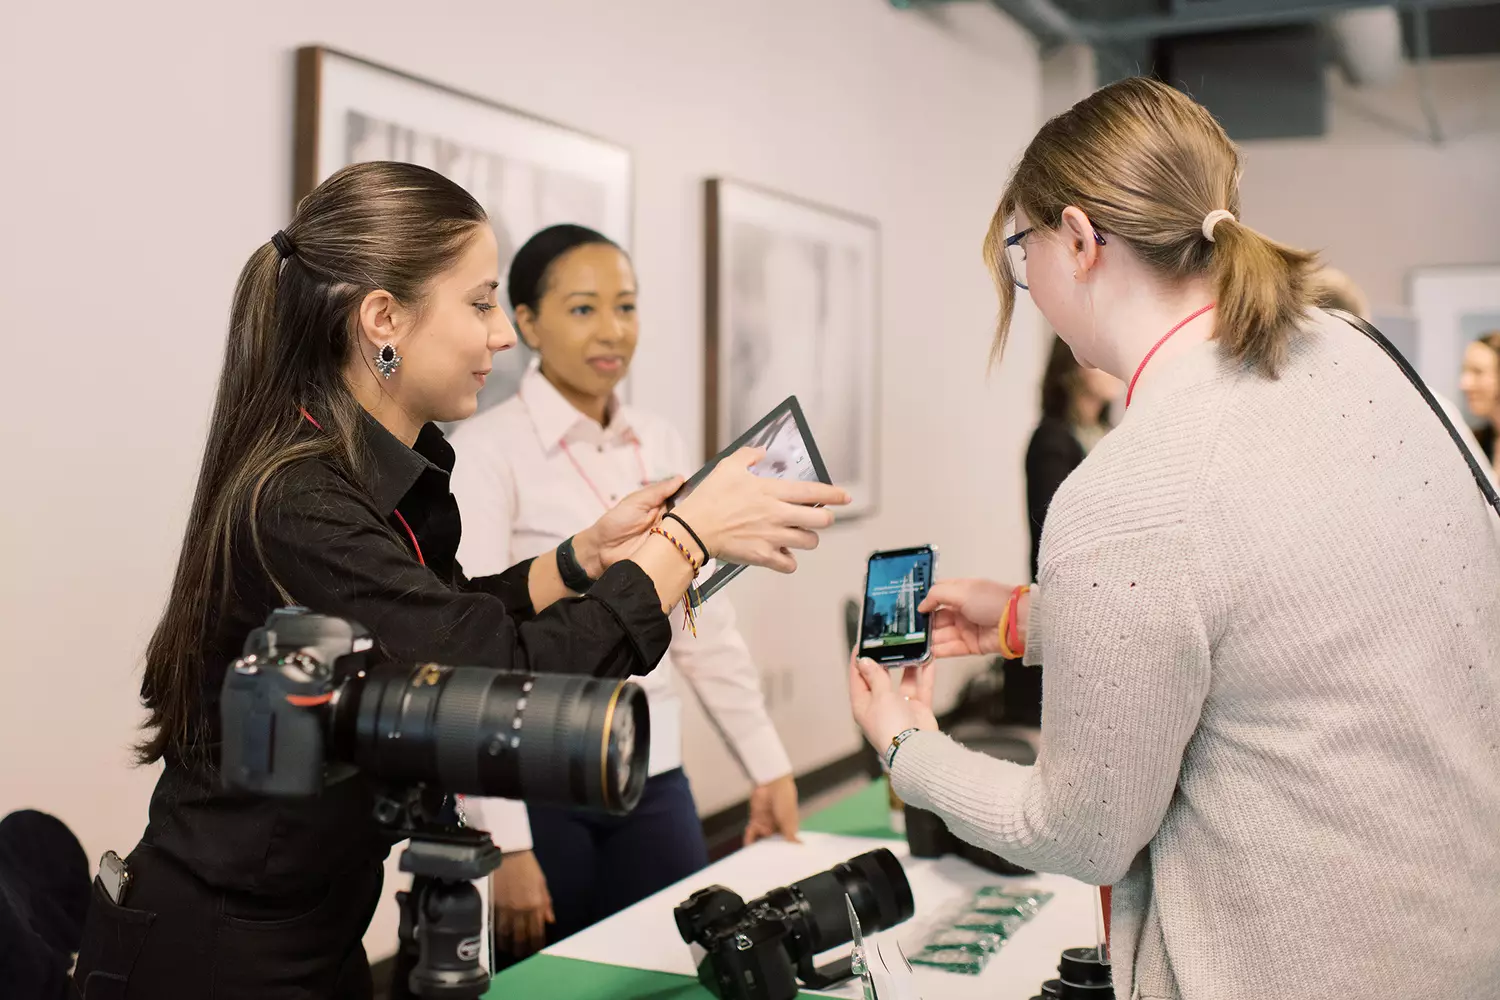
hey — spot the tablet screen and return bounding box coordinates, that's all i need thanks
[670,396,831,600]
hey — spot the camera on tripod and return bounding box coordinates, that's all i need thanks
[219,607,652,999]
[674,847,915,1000]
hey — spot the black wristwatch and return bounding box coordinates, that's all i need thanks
[556,536,597,593]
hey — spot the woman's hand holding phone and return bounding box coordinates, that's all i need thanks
[673,447,850,573]
[918,579,1030,658]
[848,651,939,752]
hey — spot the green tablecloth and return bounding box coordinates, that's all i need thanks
[484,778,894,998]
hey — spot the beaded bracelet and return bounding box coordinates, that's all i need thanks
[650,525,703,636]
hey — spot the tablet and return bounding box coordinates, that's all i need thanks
[670,396,832,601]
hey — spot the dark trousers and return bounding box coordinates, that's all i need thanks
[495,768,708,968]
[71,843,383,1000]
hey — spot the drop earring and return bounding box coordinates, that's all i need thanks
[374,343,402,379]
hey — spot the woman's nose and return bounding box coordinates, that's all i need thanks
[596,313,621,344]
[490,313,518,353]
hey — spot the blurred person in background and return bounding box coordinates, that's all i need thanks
[1312,266,1495,484]
[1004,335,1119,724]
[1460,330,1500,471]
[448,225,801,966]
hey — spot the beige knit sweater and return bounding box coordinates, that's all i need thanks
[892,309,1500,999]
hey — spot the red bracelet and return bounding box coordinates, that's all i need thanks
[1005,585,1030,658]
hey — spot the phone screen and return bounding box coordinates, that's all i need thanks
[860,546,935,665]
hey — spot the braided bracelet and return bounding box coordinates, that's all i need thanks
[650,525,703,636]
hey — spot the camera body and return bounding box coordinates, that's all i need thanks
[675,885,807,1000]
[674,848,914,1000]
[220,608,372,796]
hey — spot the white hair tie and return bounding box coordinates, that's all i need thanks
[1202,209,1235,242]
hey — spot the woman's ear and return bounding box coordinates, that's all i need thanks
[1060,206,1102,279]
[356,289,405,348]
[514,304,542,351]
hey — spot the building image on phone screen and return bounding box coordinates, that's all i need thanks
[862,553,931,653]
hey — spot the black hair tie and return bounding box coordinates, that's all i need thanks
[663,512,711,564]
[271,230,297,260]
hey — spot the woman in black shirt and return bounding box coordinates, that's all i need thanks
[72,162,846,1000]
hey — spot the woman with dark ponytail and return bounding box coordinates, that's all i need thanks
[849,78,1500,999]
[73,162,847,1000]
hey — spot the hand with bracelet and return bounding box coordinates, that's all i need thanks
[847,580,1032,756]
[568,446,849,614]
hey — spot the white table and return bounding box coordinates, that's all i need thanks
[543,831,1100,999]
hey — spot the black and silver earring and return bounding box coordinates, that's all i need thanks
[374,343,402,379]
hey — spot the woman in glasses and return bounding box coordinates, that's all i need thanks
[850,77,1500,1000]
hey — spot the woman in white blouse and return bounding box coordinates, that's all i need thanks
[448,225,800,964]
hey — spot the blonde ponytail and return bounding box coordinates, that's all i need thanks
[1206,218,1318,377]
[984,77,1320,377]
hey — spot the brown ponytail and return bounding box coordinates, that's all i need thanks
[137,162,487,764]
[986,76,1319,378]
[1206,217,1318,377]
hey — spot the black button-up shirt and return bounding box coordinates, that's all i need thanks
[143,416,672,895]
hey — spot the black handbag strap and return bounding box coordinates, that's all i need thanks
[1328,307,1500,514]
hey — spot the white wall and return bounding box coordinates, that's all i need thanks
[1,0,1043,961]
[1238,56,1500,312]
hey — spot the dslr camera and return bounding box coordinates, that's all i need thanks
[219,607,651,1000]
[674,847,914,1000]
[219,607,649,814]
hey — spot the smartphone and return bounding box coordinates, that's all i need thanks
[99,850,131,905]
[859,546,937,666]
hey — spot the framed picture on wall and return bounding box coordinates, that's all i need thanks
[1411,265,1500,423]
[704,179,881,519]
[294,46,633,414]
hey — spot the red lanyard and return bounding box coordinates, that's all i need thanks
[299,407,425,567]
[1125,302,1217,408]
[559,438,648,512]
[519,391,648,512]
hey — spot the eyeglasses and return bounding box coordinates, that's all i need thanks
[1004,227,1108,290]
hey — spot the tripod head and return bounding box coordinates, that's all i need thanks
[382,790,503,1000]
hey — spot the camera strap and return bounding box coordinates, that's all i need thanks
[1328,309,1500,514]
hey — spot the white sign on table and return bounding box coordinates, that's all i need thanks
[544,831,1101,1000]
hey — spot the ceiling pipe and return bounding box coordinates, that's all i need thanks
[982,0,1498,45]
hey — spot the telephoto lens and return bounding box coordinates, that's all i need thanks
[221,608,651,813]
[334,663,650,813]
